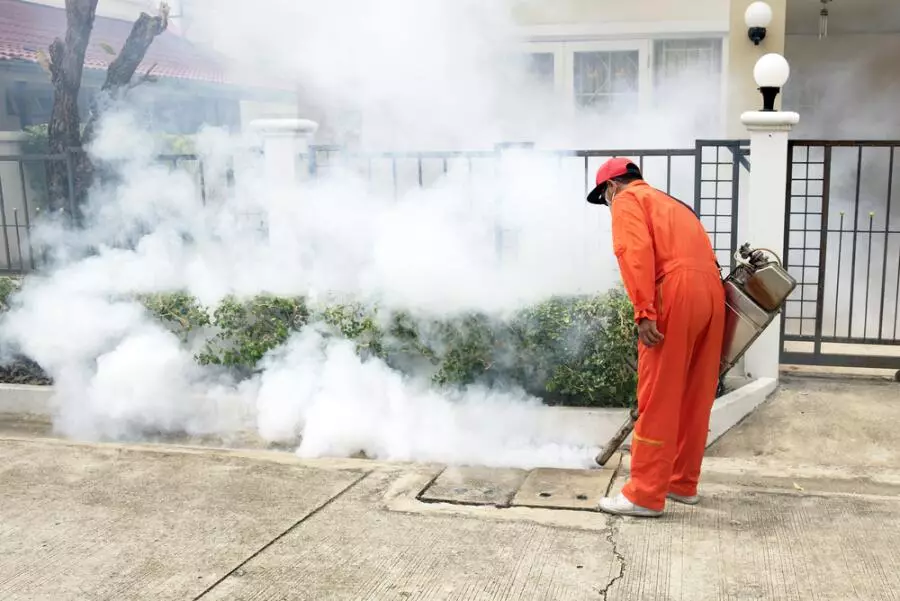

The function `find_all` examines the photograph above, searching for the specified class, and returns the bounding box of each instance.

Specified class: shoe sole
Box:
[667,495,699,506]
[598,504,663,518]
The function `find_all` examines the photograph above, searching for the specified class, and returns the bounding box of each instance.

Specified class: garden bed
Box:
[0,276,640,407]
[0,357,52,386]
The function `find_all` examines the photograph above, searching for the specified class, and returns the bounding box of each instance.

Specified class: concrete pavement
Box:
[0,438,366,601]
[709,375,900,468]
[1,375,899,600]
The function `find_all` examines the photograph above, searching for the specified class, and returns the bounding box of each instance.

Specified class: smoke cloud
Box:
[0,0,725,468]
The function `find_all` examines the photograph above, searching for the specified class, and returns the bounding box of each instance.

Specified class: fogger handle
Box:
[594,407,638,467]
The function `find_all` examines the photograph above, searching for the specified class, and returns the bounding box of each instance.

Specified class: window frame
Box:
[649,35,726,115]
[562,39,651,113]
[519,35,728,122]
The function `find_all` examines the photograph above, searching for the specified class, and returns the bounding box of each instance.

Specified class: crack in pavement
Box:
[597,519,626,600]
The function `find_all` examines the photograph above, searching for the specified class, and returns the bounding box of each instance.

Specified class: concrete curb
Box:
[548,376,777,450]
[0,378,777,449]
[0,383,54,416]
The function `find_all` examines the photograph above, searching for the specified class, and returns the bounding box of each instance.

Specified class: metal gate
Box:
[781,140,900,370]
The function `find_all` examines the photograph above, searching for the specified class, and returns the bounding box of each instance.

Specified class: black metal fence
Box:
[0,151,213,274]
[303,139,748,269]
[0,140,748,274]
[781,140,900,369]
[0,152,64,274]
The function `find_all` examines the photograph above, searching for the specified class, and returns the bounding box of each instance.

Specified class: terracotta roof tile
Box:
[0,0,253,86]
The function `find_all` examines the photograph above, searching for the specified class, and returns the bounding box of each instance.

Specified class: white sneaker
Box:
[598,493,663,518]
[667,492,700,505]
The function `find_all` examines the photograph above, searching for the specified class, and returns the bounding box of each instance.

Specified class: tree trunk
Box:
[46,0,98,216]
[47,2,168,221]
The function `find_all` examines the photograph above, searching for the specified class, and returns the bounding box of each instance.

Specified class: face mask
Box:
[605,183,616,205]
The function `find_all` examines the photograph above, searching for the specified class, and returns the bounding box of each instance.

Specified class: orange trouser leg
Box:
[621,271,719,512]
[670,274,726,497]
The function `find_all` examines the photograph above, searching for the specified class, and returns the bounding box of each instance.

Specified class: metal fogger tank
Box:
[594,243,797,467]
[720,243,798,376]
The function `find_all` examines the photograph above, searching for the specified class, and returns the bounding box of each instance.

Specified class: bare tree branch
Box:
[127,63,160,91]
[82,3,169,147]
[101,4,169,93]
[45,1,169,218]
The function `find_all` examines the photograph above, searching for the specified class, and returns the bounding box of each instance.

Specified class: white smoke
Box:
[252,328,598,468]
[0,0,724,468]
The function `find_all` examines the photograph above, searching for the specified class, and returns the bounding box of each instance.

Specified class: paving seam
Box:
[191,470,371,600]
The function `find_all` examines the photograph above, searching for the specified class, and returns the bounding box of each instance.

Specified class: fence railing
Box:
[302,139,749,269]
[0,150,220,274]
[0,140,748,275]
[0,152,68,274]
[781,140,900,369]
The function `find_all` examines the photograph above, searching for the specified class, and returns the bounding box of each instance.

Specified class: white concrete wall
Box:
[513,0,728,28]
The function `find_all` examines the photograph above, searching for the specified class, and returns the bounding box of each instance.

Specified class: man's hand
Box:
[638,318,664,347]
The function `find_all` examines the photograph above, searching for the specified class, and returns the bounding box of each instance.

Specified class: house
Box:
[0,0,297,274]
[292,0,898,149]
[510,0,900,139]
[0,0,295,138]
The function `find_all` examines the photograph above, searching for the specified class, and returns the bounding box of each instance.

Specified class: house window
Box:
[573,50,640,109]
[652,38,722,84]
[527,52,554,90]
[6,82,54,127]
[652,38,723,131]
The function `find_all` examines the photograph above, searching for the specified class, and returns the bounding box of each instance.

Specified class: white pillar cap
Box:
[741,111,800,131]
[249,118,319,137]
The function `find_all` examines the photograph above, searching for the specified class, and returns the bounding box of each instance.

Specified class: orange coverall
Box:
[611,180,725,512]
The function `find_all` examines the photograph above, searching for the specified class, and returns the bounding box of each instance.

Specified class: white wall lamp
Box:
[753,53,790,111]
[745,1,773,45]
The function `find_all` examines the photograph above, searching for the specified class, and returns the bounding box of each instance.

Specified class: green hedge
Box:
[1,276,639,407]
[0,276,20,312]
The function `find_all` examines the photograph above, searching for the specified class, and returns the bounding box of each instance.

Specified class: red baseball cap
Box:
[586,157,642,205]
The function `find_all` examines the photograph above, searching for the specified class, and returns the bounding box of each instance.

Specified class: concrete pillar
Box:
[249,118,319,253]
[250,118,318,184]
[739,109,798,380]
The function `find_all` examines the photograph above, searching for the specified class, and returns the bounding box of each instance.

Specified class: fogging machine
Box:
[594,243,798,467]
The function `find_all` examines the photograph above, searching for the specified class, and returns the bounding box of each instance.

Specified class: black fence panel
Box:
[304,140,747,268]
[0,141,748,278]
[782,140,900,370]
[0,150,218,274]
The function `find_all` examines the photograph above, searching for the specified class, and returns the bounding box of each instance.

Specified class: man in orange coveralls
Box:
[586,157,725,518]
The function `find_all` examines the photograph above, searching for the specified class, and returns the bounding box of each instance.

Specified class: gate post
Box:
[250,118,319,184]
[249,118,318,251]
[739,54,799,381]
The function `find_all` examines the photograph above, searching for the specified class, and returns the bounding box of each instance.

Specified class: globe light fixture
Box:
[753,53,790,111]
[744,1,773,45]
